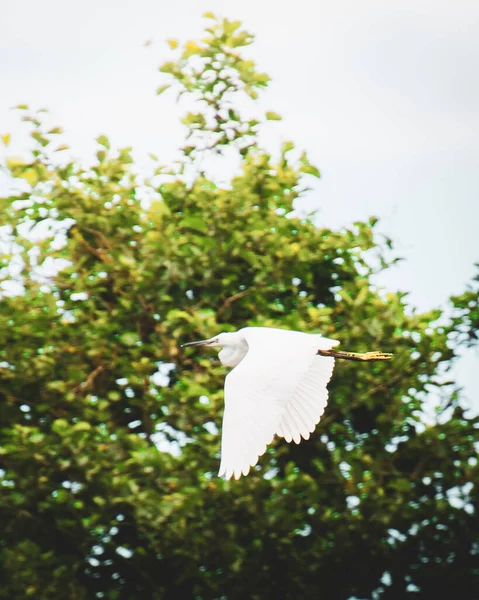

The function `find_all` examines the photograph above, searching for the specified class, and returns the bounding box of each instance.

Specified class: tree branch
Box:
[72,364,105,392]
[71,228,112,263]
[317,349,393,362]
[217,289,251,318]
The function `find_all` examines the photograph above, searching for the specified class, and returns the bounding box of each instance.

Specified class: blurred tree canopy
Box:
[0,15,478,600]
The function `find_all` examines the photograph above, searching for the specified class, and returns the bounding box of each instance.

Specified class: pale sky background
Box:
[1,0,478,411]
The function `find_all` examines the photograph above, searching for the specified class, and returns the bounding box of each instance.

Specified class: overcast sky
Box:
[1,0,478,410]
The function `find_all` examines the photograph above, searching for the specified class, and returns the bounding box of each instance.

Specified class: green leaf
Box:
[180,216,208,234]
[265,111,282,121]
[72,421,92,432]
[159,61,177,74]
[299,164,320,178]
[148,199,170,220]
[183,41,201,58]
[52,419,69,434]
[156,84,170,96]
[120,332,140,346]
[96,134,110,149]
[31,132,48,147]
[223,20,242,36]
[254,73,270,86]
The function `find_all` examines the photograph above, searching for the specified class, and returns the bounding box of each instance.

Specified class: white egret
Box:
[182,327,392,480]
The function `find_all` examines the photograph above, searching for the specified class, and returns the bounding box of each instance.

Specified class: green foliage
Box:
[157,15,276,164]
[450,264,479,347]
[1,16,478,600]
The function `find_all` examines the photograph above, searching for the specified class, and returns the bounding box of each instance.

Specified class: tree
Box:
[451,264,479,348]
[1,15,478,600]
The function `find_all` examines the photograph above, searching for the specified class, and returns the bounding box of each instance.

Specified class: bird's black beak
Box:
[181,338,217,348]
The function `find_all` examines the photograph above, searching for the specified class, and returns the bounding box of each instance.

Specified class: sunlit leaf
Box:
[96,134,110,149]
[156,84,170,96]
[265,111,282,121]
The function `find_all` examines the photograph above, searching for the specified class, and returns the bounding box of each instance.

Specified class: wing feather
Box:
[275,353,336,443]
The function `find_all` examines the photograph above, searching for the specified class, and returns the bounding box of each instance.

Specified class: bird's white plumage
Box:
[217,327,339,480]
[276,354,335,443]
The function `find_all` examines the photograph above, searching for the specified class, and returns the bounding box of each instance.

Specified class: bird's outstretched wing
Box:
[275,354,335,443]
[218,329,338,480]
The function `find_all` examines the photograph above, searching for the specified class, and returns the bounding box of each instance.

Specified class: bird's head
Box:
[181,332,239,349]
[182,331,248,367]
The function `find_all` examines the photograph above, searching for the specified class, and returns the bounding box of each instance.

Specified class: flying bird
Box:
[182,327,392,480]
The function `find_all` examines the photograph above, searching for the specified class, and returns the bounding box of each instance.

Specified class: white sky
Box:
[1,0,478,410]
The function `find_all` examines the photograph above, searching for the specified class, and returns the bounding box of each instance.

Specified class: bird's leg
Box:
[316,349,393,362]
